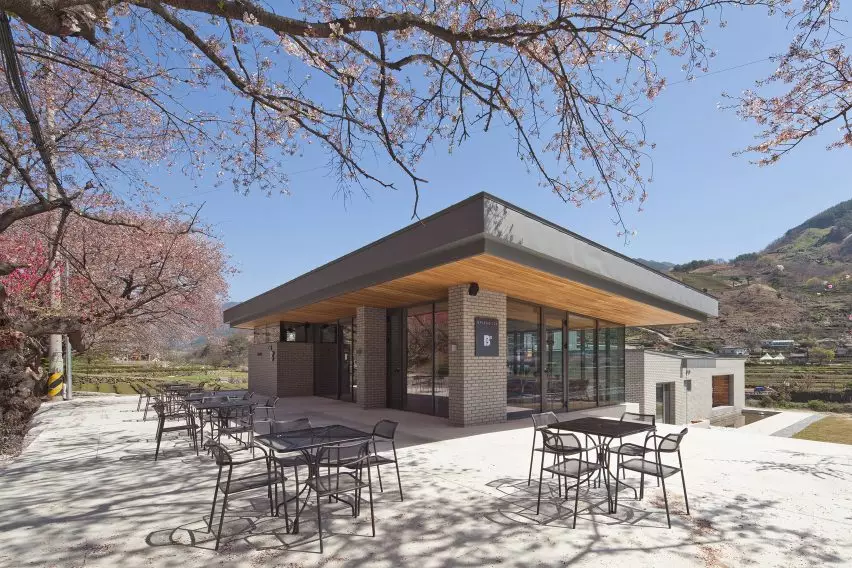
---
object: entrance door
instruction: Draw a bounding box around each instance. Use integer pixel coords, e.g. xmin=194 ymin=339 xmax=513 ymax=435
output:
xmin=656 ymin=383 xmax=675 ymax=424
xmin=386 ymin=309 xmax=405 ymax=410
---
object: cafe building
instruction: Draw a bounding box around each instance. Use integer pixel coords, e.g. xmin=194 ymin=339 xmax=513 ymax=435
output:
xmin=223 ymin=193 xmax=718 ymax=426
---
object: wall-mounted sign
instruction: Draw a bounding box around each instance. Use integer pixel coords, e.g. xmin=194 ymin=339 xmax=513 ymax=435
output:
xmin=474 ymin=317 xmax=499 ymax=356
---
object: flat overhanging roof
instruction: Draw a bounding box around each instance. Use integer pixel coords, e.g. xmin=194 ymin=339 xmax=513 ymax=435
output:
xmin=224 ymin=193 xmax=718 ymax=328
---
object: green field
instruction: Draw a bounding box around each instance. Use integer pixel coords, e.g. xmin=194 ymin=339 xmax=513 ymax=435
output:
xmin=745 ymin=363 xmax=852 ymax=391
xmin=71 ymin=360 xmax=247 ymax=395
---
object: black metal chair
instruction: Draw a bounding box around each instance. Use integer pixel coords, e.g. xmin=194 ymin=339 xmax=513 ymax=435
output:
xmin=207 ymin=443 xmax=284 ymax=551
xmin=535 ymin=429 xmax=603 ymax=528
xmin=527 ymin=411 xmax=561 ymax=485
xmin=152 ymin=399 xmax=199 ymax=461
xmin=349 ymin=419 xmax=403 ymax=501
xmin=614 ymin=428 xmax=690 ymax=528
xmin=269 ymin=418 xmax=313 ymax=495
xmin=608 ymin=412 xmax=657 ymax=479
xmin=307 ymin=440 xmax=375 ymax=553
xmin=138 ymin=387 xmax=153 ymax=421
xmin=218 ymin=404 xmax=256 ymax=452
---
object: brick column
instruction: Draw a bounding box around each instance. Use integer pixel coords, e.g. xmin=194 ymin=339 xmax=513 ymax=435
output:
xmin=355 ymin=306 xmax=387 ymax=409
xmin=448 ymin=285 xmax=507 ymax=426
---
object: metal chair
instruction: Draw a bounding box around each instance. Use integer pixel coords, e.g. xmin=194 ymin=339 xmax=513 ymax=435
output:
xmin=307 ymin=440 xmax=375 ymax=553
xmin=269 ymin=418 xmax=313 ymax=495
xmin=348 ymin=419 xmax=403 ymax=501
xmin=527 ymin=411 xmax=561 ymax=486
xmin=207 ymin=443 xmax=284 ymax=551
xmin=218 ymin=404 xmax=255 ymax=451
xmin=535 ymin=429 xmax=603 ymax=528
xmin=152 ymin=400 xmax=199 ymax=461
xmin=614 ymin=428 xmax=690 ymax=528
xmin=608 ymin=412 xmax=657 ymax=479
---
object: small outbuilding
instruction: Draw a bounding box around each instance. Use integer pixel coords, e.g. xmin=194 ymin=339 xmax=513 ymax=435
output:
xmin=625 ymin=348 xmax=745 ymax=425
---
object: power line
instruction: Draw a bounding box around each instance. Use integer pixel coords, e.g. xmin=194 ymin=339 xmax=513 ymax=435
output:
xmin=668 ymin=34 xmax=850 ymax=86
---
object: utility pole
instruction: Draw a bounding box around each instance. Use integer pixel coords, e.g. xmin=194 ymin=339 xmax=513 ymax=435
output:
xmin=45 ymin=42 xmax=64 ymax=399
xmin=64 ymin=260 xmax=72 ymax=400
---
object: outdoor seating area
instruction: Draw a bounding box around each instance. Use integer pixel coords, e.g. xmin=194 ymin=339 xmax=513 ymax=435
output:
xmin=2 ymin=395 xmax=850 ymax=567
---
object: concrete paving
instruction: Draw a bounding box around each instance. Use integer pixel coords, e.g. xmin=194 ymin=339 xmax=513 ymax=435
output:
xmin=1 ymin=396 xmax=851 ymax=567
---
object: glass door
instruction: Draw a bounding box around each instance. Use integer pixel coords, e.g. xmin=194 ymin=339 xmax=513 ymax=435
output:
xmin=542 ymin=308 xmax=565 ymax=412
xmin=656 ymin=383 xmax=674 ymax=424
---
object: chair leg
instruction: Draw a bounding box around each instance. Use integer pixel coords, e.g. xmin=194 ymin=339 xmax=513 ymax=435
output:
xmin=376 ymin=461 xmax=383 ymax=493
xmin=208 ymin=467 xmax=222 ymax=533
xmin=660 ymin=474 xmax=671 ymax=529
xmin=527 ymin=430 xmax=537 ymax=486
xmin=368 ymin=468 xmax=376 ymax=537
xmin=316 ymin=492 xmax=323 ymax=554
xmin=679 ymin=452 xmax=690 ymax=516
xmin=572 ymin=474 xmax=581 ymax=529
xmin=536 ymin=459 xmax=545 ymax=516
xmin=215 ymin=489 xmax=230 ymax=551
xmin=393 ymin=443 xmax=404 ymax=502
xmin=154 ymin=418 xmax=164 ymax=461
xmin=614 ymin=462 xmax=620 ymax=513
xmin=639 ymin=471 xmax=645 ymax=500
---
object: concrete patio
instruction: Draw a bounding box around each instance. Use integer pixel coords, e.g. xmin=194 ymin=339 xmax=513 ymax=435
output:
xmin=1 ymin=396 xmax=851 ymax=568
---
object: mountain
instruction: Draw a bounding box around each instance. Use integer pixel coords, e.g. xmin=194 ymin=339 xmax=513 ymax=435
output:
xmin=635 ymin=258 xmax=674 ymax=272
xmin=633 ymin=198 xmax=852 ymax=351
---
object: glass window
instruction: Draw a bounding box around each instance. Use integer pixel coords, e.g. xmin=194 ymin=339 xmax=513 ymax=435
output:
xmin=339 ymin=318 xmax=354 ymax=402
xmin=405 ymin=304 xmax=434 ymax=415
xmin=320 ymin=324 xmax=337 ymax=343
xmin=542 ymin=308 xmax=564 ymax=412
xmin=567 ymin=315 xmax=597 ymax=410
xmin=434 ymin=302 xmax=449 ymax=417
xmin=506 ymin=300 xmax=540 ymax=412
xmin=280 ymin=322 xmax=306 ymax=342
xmin=598 ymin=320 xmax=625 ymax=404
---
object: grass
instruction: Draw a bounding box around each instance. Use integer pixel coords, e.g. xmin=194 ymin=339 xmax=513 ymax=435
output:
xmin=71 ymin=363 xmax=248 ymax=394
xmin=793 ymin=415 xmax=852 ymax=445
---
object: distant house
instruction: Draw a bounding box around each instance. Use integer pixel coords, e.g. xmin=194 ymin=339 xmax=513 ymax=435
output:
xmin=625 ymin=348 xmax=745 ymax=425
xmin=761 ymin=339 xmax=796 ymax=350
xmin=718 ymin=346 xmax=749 ymax=357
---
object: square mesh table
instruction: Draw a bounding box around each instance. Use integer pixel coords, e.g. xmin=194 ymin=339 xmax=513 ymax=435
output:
xmin=255 ymin=425 xmax=373 ymax=533
xmin=551 ymin=417 xmax=655 ymax=512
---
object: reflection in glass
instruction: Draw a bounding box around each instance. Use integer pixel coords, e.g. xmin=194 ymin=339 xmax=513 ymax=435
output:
xmin=339 ymin=318 xmax=354 ymax=402
xmin=434 ymin=302 xmax=449 ymax=417
xmin=567 ymin=315 xmax=597 ymax=410
xmin=406 ymin=304 xmax=434 ymax=414
xmin=598 ymin=320 xmax=625 ymax=404
xmin=506 ymin=301 xmax=540 ymax=411
xmin=542 ymin=308 xmax=564 ymax=411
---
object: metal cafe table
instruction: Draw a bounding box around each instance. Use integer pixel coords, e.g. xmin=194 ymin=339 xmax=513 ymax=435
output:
xmin=190 ymin=398 xmax=255 ymax=446
xmin=254 ymin=425 xmax=373 ymax=533
xmin=551 ymin=417 xmax=655 ymax=513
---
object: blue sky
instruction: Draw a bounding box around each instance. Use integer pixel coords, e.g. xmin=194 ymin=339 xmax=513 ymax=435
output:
xmin=152 ymin=7 xmax=850 ymax=303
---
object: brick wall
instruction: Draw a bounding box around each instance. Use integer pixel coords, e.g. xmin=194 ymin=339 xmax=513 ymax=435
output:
xmin=448 ymin=285 xmax=507 ymax=426
xmin=248 ymin=342 xmax=278 ymax=397
xmin=355 ymin=306 xmax=387 ymax=409
xmin=625 ymin=348 xmax=645 ymax=408
xmin=277 ymin=342 xmax=314 ymax=396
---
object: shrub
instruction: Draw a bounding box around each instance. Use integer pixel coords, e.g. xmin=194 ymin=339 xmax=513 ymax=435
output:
xmin=807 ymin=400 xmax=828 ymax=412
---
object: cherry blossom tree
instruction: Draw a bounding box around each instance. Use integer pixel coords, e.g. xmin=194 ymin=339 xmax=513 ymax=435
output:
xmin=729 ymin=0 xmax=851 ymax=163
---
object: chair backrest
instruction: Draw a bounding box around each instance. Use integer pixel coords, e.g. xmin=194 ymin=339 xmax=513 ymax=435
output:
xmin=253 ymin=420 xmax=272 ymax=435
xmin=265 ymin=395 xmax=279 ymax=408
xmin=243 ymin=391 xmax=254 ymax=400
xmin=540 ymin=429 xmax=581 ymax=454
xmin=621 ymin=412 xmax=656 ymax=426
xmin=316 ymin=440 xmax=371 ymax=469
xmin=254 ymin=406 xmax=274 ymax=421
xmin=270 ymin=417 xmax=312 ymax=434
xmin=372 ymin=419 xmax=398 ymax=440
xmin=531 ymin=411 xmax=559 ymax=430
xmin=657 ymin=428 xmax=688 ymax=452
xmin=209 ymin=443 xmax=234 ymax=466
